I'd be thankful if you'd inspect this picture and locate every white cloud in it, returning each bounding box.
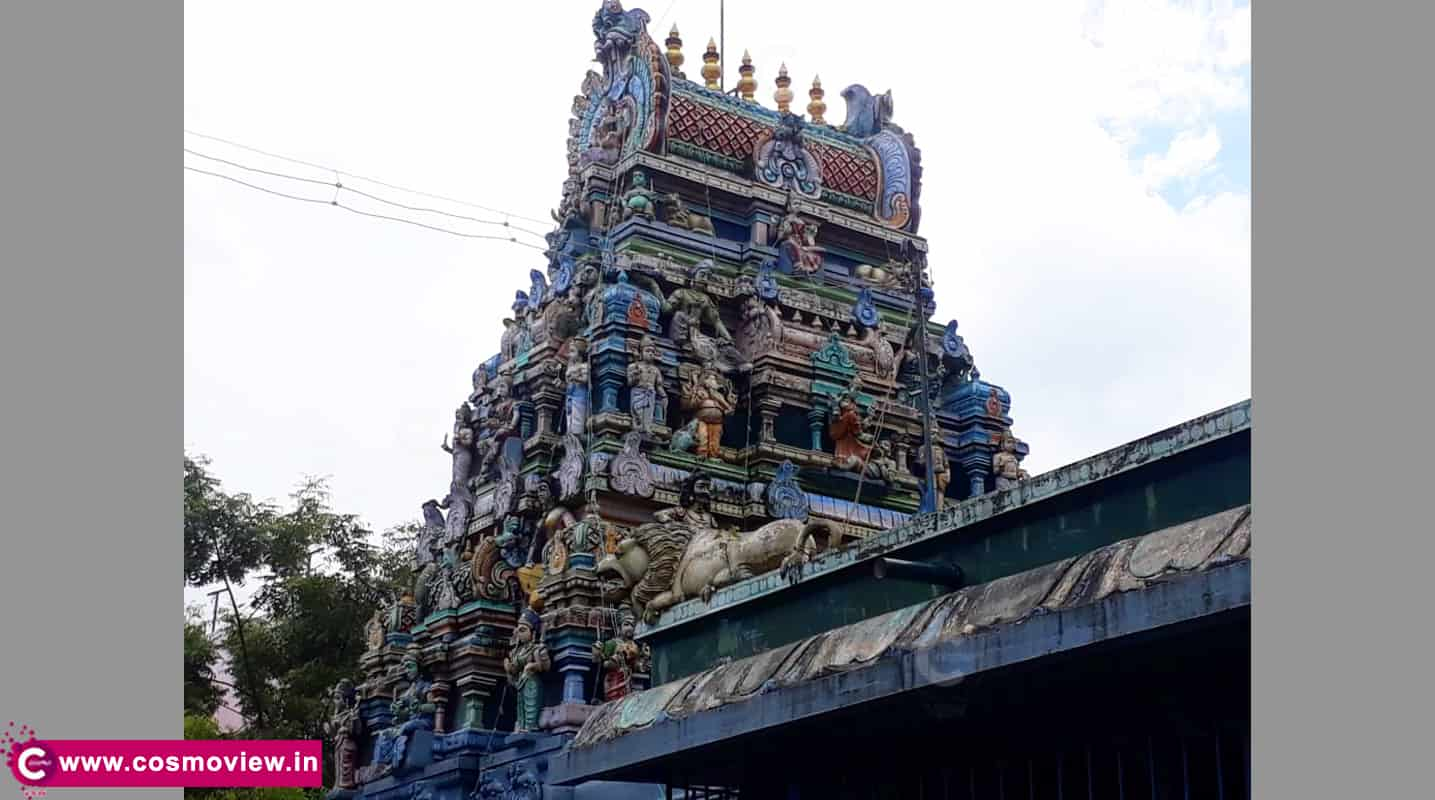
[181,0,1250,594]
[1141,126,1224,194]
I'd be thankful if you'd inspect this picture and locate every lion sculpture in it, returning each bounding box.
[597,513,834,624]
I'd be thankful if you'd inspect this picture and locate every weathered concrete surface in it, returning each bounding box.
[551,504,1251,784]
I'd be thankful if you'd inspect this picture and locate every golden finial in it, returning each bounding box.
[807,74,827,125]
[702,38,721,90]
[737,50,757,103]
[665,25,686,80]
[774,62,793,113]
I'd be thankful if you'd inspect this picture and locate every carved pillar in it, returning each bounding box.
[958,453,989,498]
[455,674,499,731]
[759,396,780,444]
[517,400,536,439]
[532,387,563,437]
[895,434,912,476]
[430,681,452,735]
[806,404,826,452]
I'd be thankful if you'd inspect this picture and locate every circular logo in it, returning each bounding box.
[12,741,57,786]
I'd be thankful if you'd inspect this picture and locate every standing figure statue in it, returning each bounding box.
[680,366,738,460]
[626,335,667,436]
[324,679,363,791]
[439,427,476,547]
[592,611,651,702]
[505,605,551,734]
[564,337,591,435]
[914,438,951,510]
[828,388,874,472]
[992,428,1029,491]
[773,196,825,275]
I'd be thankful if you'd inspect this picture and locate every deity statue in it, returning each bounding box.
[913,438,951,510]
[364,608,386,652]
[626,335,667,436]
[493,514,528,566]
[369,650,436,777]
[865,439,900,483]
[829,388,874,472]
[413,500,448,616]
[680,366,737,459]
[591,612,651,701]
[440,428,475,506]
[664,262,734,343]
[468,366,489,411]
[439,428,476,547]
[993,428,1029,491]
[475,375,521,481]
[529,476,578,568]
[773,196,825,275]
[564,337,591,435]
[581,98,628,167]
[653,470,719,530]
[566,501,607,557]
[504,605,552,734]
[737,291,783,363]
[323,679,363,791]
[423,545,467,616]
[620,170,659,222]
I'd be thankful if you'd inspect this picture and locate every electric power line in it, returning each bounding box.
[183,147,551,244]
[184,128,553,227]
[184,165,546,250]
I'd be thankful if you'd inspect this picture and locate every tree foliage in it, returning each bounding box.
[183,454,417,795]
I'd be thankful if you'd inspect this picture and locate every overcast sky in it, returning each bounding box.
[183,0,1250,607]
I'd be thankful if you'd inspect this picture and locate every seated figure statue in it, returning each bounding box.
[366,650,436,780]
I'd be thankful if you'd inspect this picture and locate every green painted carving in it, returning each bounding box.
[811,332,857,374]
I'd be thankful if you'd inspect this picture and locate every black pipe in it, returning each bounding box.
[872,557,965,590]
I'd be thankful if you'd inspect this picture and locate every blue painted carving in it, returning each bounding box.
[838,84,893,139]
[755,259,780,301]
[852,287,880,329]
[765,460,810,521]
[511,291,529,316]
[580,1,667,166]
[756,112,822,198]
[528,270,548,310]
[942,320,967,359]
[601,271,661,330]
[868,130,915,229]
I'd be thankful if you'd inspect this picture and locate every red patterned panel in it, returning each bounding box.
[667,94,769,163]
[667,92,879,203]
[807,140,878,201]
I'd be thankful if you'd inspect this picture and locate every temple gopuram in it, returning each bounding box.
[329,4,1253,799]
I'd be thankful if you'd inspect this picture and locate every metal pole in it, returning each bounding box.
[911,246,939,514]
[720,0,725,91]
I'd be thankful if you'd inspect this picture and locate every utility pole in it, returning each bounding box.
[910,245,939,514]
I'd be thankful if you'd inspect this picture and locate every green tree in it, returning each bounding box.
[184,614,224,718]
[183,454,417,795]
